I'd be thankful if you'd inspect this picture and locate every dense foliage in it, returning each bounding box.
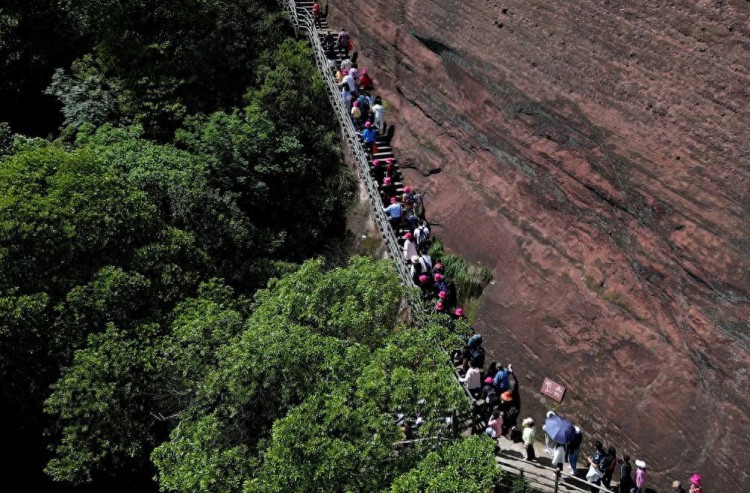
[0,1,499,492]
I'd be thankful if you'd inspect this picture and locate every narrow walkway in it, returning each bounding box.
[282,3,620,492]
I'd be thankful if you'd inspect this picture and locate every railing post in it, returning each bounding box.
[553,469,560,493]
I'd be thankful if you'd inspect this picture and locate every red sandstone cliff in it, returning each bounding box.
[328,0,750,489]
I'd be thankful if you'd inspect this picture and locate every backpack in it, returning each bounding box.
[470,347,485,368]
[467,334,483,349]
[415,225,430,248]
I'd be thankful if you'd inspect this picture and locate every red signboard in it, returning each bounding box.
[541,377,566,403]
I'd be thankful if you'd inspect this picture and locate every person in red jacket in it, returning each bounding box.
[312,2,321,27]
[358,69,373,90]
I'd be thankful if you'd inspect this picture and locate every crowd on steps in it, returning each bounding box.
[303,3,707,492]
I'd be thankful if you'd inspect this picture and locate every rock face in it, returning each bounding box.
[328,0,749,489]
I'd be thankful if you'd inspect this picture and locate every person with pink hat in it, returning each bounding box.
[433,273,448,297]
[370,158,385,183]
[434,300,447,314]
[358,68,373,90]
[688,474,702,493]
[383,196,402,230]
[351,100,361,128]
[402,231,417,261]
[361,120,377,157]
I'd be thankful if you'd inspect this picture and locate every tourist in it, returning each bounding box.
[325,44,337,71]
[585,441,606,491]
[356,92,370,120]
[633,460,647,493]
[522,417,536,461]
[551,440,565,472]
[459,360,482,393]
[418,250,433,274]
[486,409,503,441]
[618,455,633,493]
[410,256,424,284]
[361,121,377,157]
[403,232,417,261]
[414,220,430,249]
[435,301,448,315]
[688,474,702,493]
[566,426,583,476]
[482,377,499,407]
[312,1,321,27]
[601,446,617,490]
[433,273,448,296]
[351,100,361,128]
[434,300,447,315]
[337,29,350,51]
[671,480,686,493]
[433,262,444,275]
[452,306,466,320]
[502,399,519,438]
[371,99,385,131]
[544,411,557,455]
[342,69,357,92]
[358,69,373,90]
[493,363,513,392]
[370,158,383,182]
[341,57,352,71]
[485,361,499,380]
[349,65,358,83]
[384,197,402,230]
[418,274,433,299]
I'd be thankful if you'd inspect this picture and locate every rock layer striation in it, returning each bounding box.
[328,0,750,489]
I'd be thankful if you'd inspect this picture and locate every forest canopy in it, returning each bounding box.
[0,1,500,492]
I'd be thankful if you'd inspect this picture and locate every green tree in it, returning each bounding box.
[390,435,502,493]
[246,387,401,493]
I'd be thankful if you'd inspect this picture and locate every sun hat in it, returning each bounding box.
[689,474,702,486]
[435,263,443,270]
[372,159,380,166]
[635,460,646,469]
[384,177,392,184]
[455,307,464,317]
[484,377,494,384]
[364,121,371,128]
[390,197,397,203]
[404,232,412,240]
[438,291,447,299]
[352,100,359,107]
[342,69,348,74]
[404,186,411,193]
[501,391,513,402]
[522,417,534,426]
[434,273,443,281]
[436,301,444,310]
[386,158,394,164]
[419,275,428,283]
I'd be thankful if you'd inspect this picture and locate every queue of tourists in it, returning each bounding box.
[314,10,705,493]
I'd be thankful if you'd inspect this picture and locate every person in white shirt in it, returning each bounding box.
[342,73,357,93]
[341,58,352,71]
[459,361,482,391]
[402,232,417,261]
[371,102,385,131]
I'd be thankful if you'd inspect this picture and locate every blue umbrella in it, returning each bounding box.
[544,416,575,443]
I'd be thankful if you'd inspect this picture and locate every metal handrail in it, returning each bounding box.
[280,0,476,411]
[496,452,615,493]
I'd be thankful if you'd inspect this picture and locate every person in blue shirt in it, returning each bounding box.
[361,121,377,157]
[493,363,513,392]
[384,197,402,230]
